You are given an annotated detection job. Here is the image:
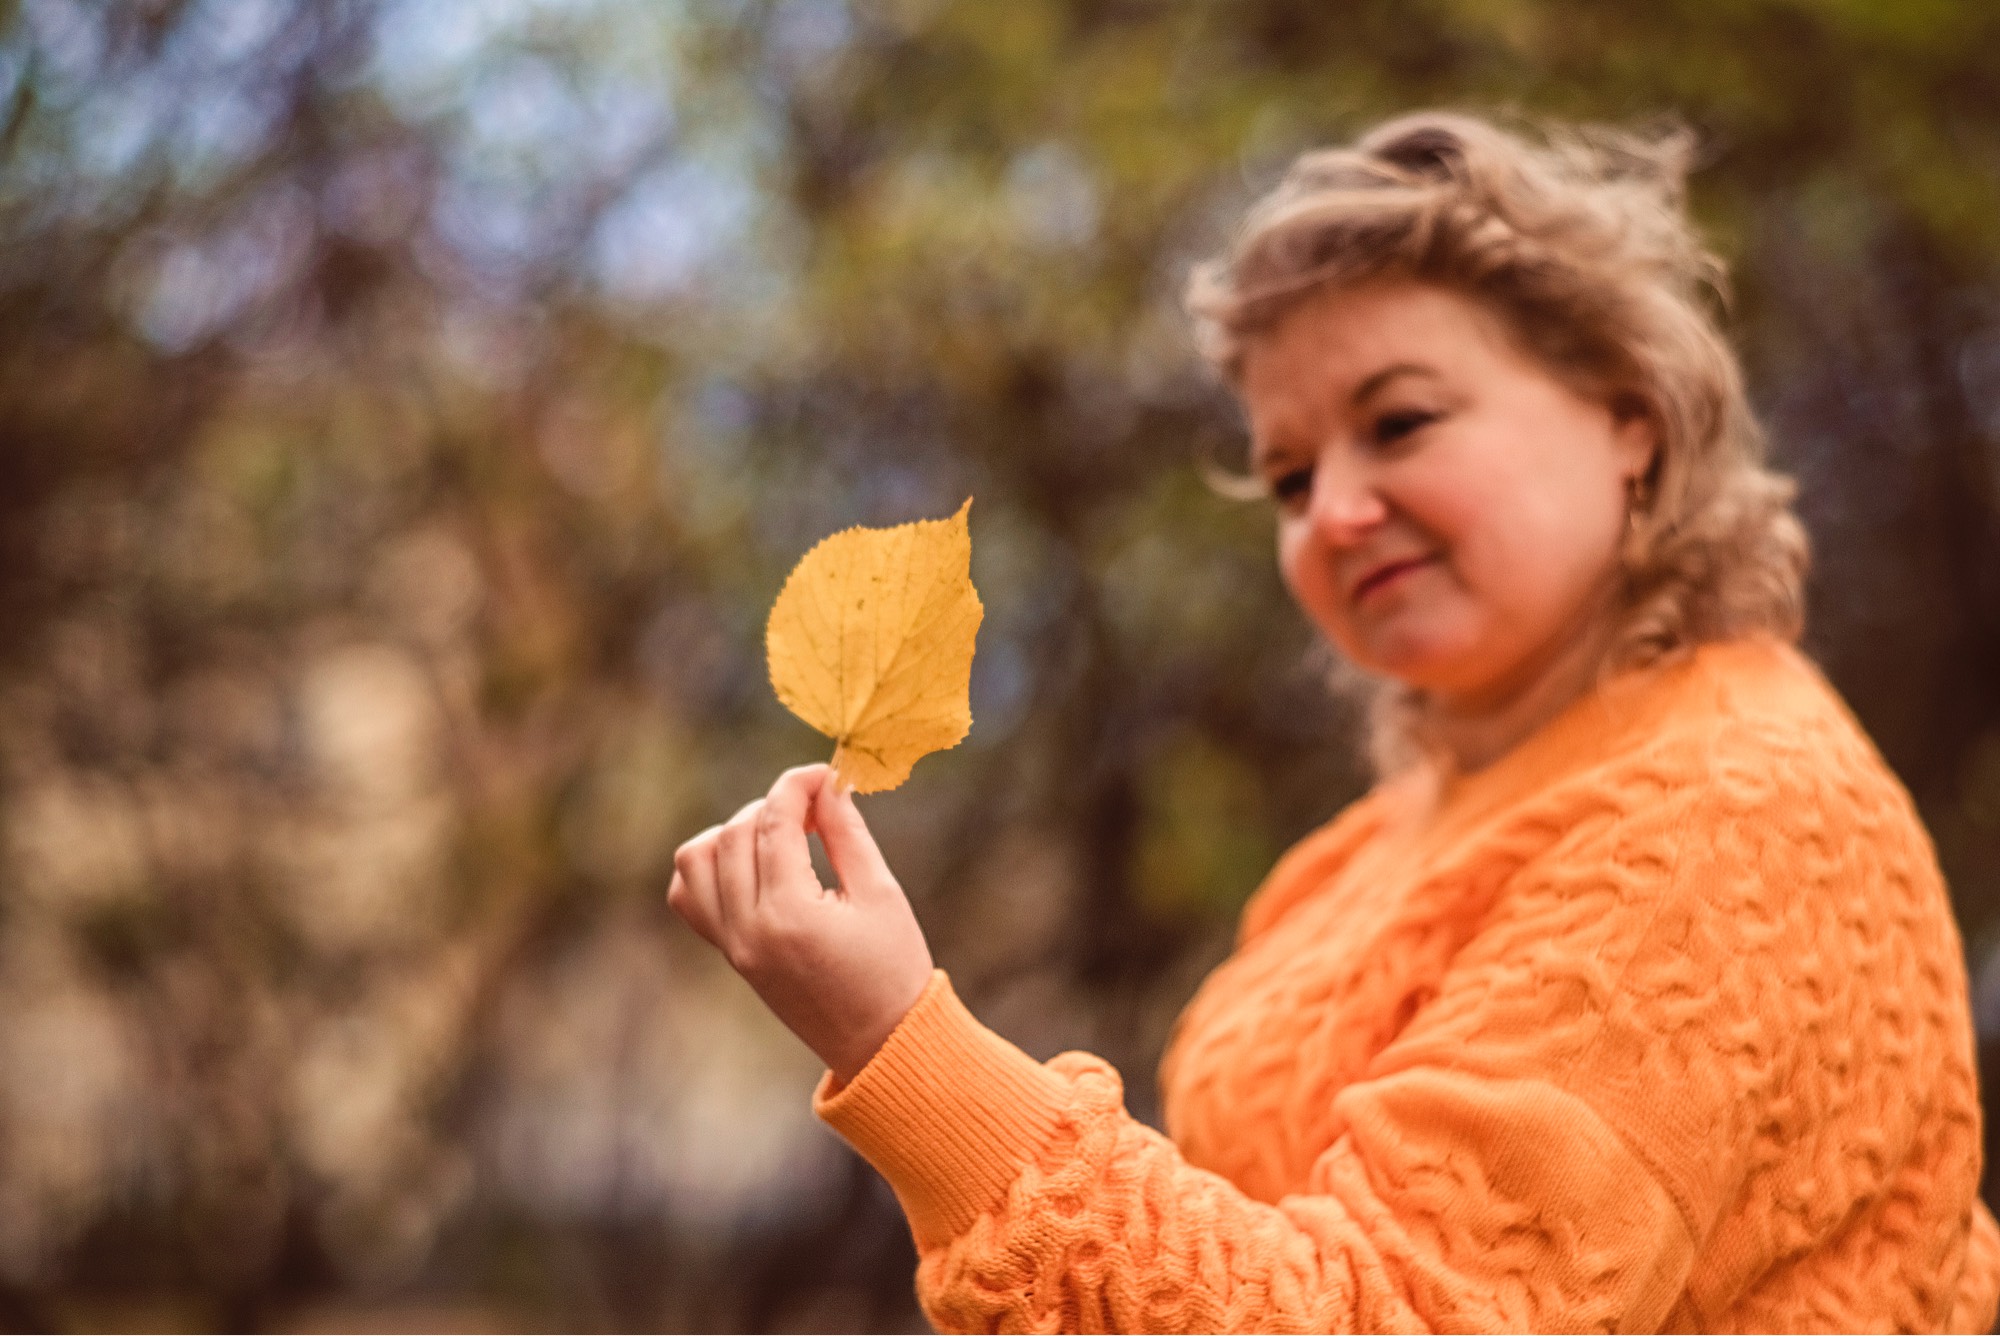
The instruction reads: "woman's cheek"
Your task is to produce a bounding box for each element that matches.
[1279,535,1354,650]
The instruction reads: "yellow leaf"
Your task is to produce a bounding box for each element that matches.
[765,499,983,793]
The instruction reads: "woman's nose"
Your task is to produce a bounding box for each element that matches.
[1304,452,1389,547]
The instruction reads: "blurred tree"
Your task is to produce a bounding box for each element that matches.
[0,0,1994,1331]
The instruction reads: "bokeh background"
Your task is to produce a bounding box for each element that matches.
[0,0,1998,1330]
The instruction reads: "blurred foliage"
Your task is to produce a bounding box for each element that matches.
[0,0,1995,1330]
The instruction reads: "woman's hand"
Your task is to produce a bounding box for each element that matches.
[667,764,934,1086]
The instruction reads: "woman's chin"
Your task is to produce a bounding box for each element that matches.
[1347,625,1491,695]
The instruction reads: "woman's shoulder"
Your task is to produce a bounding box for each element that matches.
[1419,635,1908,859]
[1437,636,1933,895]
[1534,637,1943,907]
[1639,636,1910,813]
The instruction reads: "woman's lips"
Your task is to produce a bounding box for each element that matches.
[1352,555,1436,603]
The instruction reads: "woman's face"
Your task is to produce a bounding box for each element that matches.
[1238,280,1656,711]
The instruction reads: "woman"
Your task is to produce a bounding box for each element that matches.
[668,112,2000,1331]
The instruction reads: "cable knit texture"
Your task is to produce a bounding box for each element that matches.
[812,636,2000,1333]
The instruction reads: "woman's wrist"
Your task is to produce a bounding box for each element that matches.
[810,969,1077,1251]
[825,959,933,1085]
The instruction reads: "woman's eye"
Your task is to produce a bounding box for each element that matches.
[1269,467,1313,505]
[1373,410,1438,446]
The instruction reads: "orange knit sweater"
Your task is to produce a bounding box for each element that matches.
[813,636,2000,1332]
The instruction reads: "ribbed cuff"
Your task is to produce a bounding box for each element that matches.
[812,968,1072,1250]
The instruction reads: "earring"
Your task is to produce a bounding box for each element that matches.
[1624,474,1652,544]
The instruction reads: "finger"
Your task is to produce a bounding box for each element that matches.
[715,799,761,921]
[668,828,725,947]
[756,765,826,898]
[812,772,898,902]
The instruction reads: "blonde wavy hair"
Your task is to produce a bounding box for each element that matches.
[1184,110,1809,773]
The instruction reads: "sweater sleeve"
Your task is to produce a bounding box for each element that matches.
[814,967,1695,1333]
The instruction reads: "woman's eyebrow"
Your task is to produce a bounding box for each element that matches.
[1350,362,1440,406]
[1249,362,1443,472]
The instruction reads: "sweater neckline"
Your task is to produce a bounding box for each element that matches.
[1409,637,1781,847]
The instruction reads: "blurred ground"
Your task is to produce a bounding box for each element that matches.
[0,1,1996,1331]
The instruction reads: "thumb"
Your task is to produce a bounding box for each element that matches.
[812,775,898,899]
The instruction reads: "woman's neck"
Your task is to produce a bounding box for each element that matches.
[1426,597,1620,775]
